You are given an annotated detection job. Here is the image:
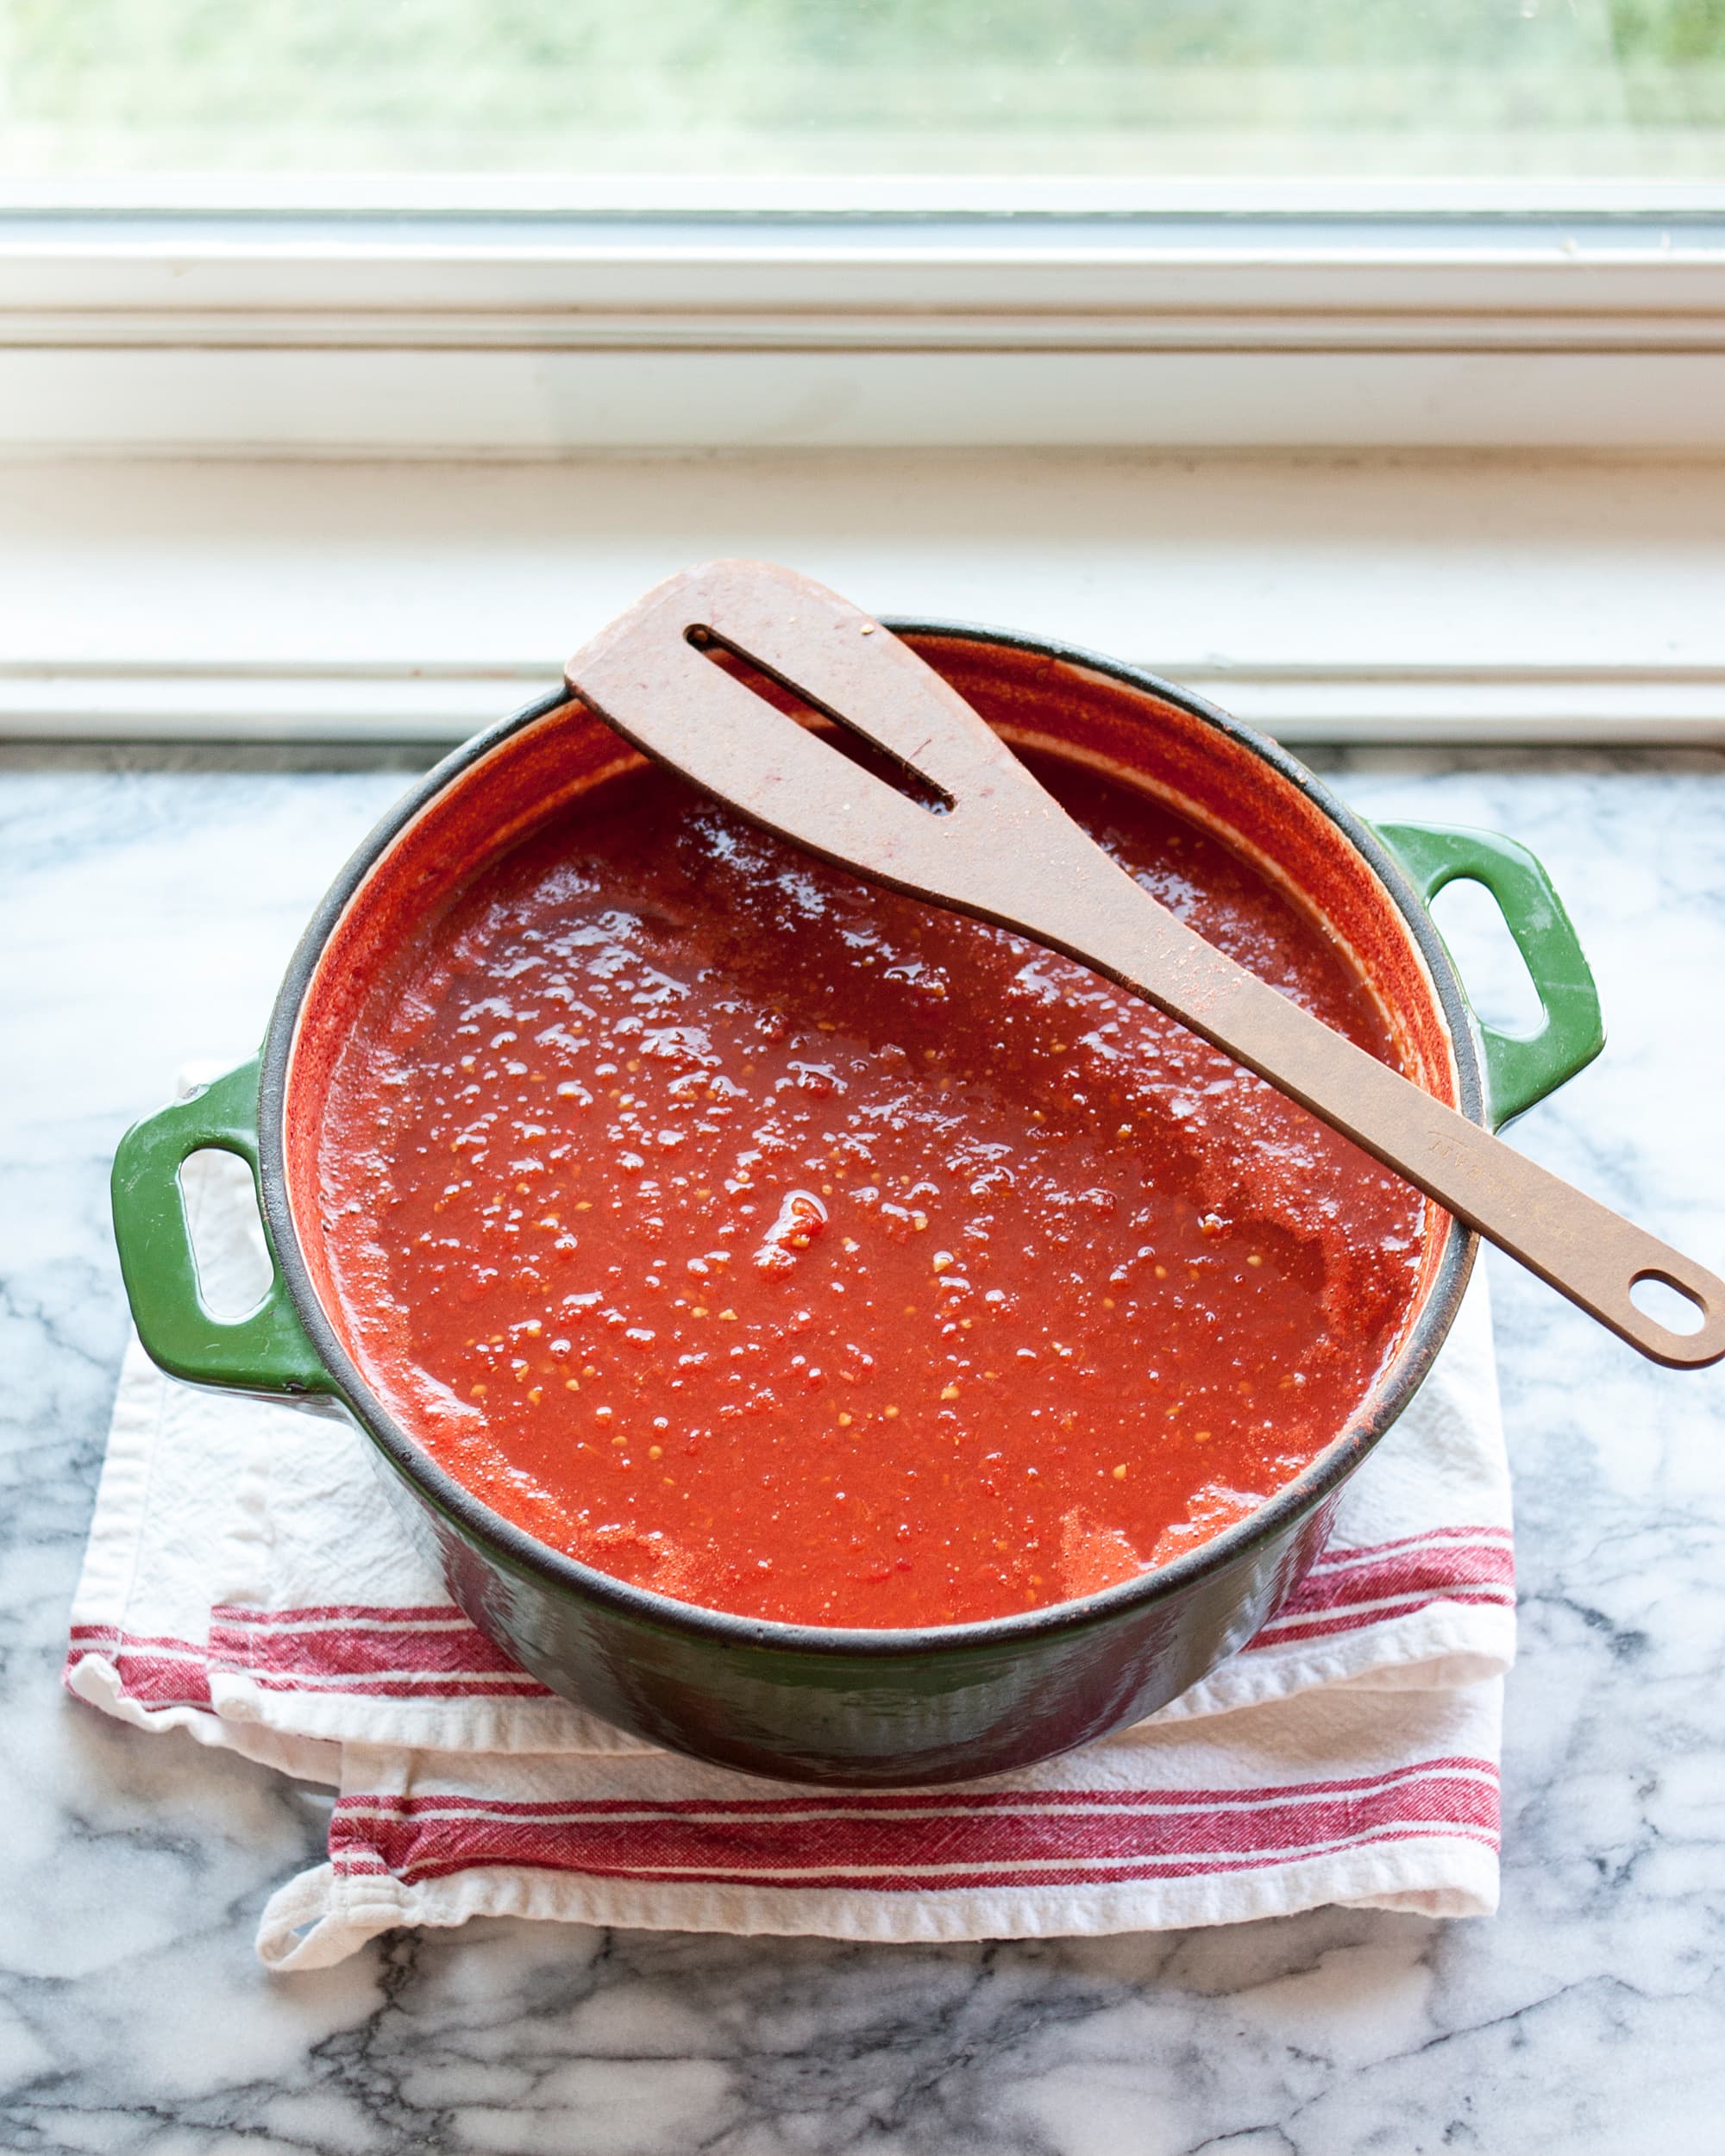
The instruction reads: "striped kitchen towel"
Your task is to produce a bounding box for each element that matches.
[67,1137,1513,1969]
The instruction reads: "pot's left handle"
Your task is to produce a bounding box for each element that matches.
[110,1056,335,1396]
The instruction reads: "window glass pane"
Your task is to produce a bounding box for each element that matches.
[2,0,1722,186]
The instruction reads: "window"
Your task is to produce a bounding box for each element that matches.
[1,5,1722,631]
[4,1,1724,191]
[1,9,1716,763]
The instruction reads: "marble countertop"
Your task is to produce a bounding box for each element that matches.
[3,741,1722,2155]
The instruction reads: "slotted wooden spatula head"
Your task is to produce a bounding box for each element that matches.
[568,558,1095,934]
[567,559,1725,1370]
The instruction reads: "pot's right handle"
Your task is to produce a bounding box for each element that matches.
[1373,820,1605,1131]
[110,1056,334,1396]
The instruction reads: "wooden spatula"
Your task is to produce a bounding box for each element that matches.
[566,559,1724,1370]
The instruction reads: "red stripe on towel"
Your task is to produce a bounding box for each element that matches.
[1272,1539,1513,1614]
[64,1625,213,1709]
[329,1758,1501,1890]
[66,1525,1513,1708]
[209,1608,543,1683]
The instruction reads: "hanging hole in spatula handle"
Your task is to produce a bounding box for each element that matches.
[1628,1266,1715,1353]
[1512,1188,1725,1369]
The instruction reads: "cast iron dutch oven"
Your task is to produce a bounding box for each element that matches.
[110,624,1603,1787]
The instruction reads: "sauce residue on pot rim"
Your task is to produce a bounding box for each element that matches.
[317,750,1426,1627]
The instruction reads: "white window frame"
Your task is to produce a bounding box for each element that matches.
[4,178,1724,454]
[4,179,1723,749]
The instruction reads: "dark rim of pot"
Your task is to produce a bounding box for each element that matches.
[258,620,1480,1660]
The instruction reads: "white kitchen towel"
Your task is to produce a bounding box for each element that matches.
[68,1122,1514,1970]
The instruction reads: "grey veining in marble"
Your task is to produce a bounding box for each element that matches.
[3,743,1723,2154]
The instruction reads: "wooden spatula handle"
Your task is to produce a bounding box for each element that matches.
[569,559,1725,1372]
[1052,900,1725,1369]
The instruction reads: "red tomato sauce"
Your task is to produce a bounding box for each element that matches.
[319,751,1424,1628]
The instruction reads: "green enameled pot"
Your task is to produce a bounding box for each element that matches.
[110,624,1603,1786]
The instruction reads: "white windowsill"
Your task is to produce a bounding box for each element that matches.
[5,448,1722,749]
